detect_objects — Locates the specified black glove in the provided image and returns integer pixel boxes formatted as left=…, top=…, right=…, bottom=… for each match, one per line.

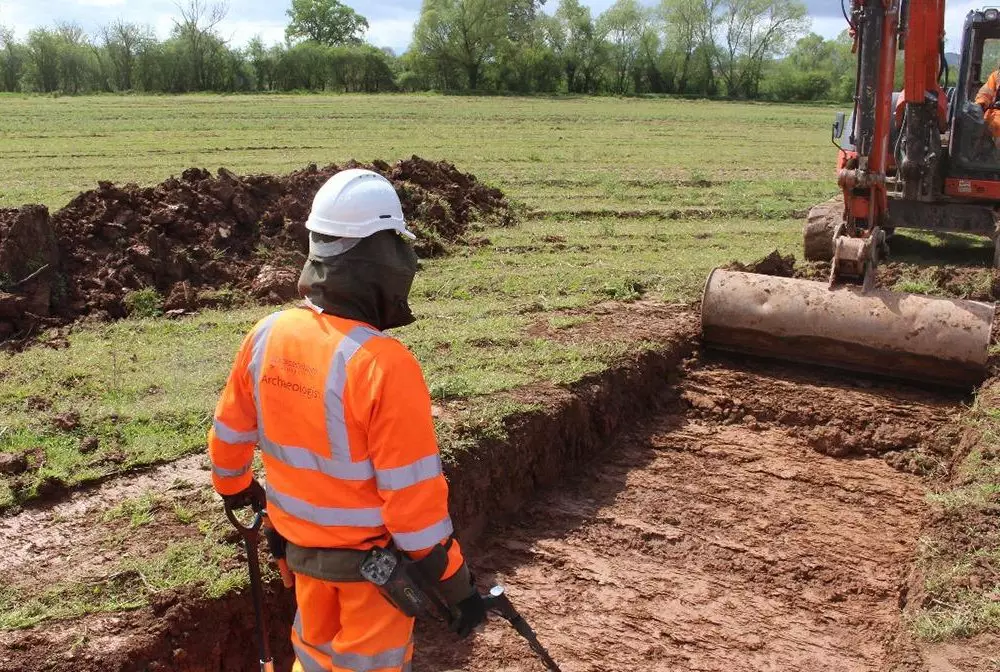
left=222, top=479, right=266, bottom=512
left=262, top=522, right=287, bottom=560
left=451, top=591, right=487, bottom=638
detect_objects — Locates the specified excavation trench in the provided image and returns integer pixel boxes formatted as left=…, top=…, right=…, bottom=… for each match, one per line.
left=0, top=309, right=965, bottom=672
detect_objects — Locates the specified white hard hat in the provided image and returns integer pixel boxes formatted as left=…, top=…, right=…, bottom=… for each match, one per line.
left=306, top=169, right=416, bottom=240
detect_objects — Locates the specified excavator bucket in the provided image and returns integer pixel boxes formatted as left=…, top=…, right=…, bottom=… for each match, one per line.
left=701, top=270, right=996, bottom=389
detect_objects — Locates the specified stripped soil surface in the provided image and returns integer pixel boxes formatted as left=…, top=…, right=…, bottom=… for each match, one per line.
left=417, top=356, right=961, bottom=672
left=0, top=308, right=978, bottom=671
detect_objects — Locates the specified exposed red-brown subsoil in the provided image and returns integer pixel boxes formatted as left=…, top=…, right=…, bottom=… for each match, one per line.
left=416, top=355, right=961, bottom=672
left=1, top=327, right=972, bottom=671
left=0, top=158, right=514, bottom=341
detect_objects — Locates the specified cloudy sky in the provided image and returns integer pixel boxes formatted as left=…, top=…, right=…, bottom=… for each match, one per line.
left=0, top=0, right=990, bottom=53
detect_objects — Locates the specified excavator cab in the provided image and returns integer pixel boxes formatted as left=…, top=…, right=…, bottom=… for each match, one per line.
left=950, top=9, right=1000, bottom=185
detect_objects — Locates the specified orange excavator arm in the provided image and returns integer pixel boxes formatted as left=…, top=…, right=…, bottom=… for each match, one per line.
left=835, top=0, right=948, bottom=288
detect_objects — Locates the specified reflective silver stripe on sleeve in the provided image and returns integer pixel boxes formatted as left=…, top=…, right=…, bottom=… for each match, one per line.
left=325, top=325, right=382, bottom=462
left=292, top=642, right=326, bottom=672
left=267, top=484, right=384, bottom=528
left=248, top=312, right=283, bottom=427
left=375, top=454, right=443, bottom=491
left=391, top=516, right=454, bottom=552
left=310, top=236, right=362, bottom=258
left=259, top=435, right=375, bottom=481
left=212, top=462, right=252, bottom=479
left=330, top=643, right=410, bottom=672
left=212, top=419, right=257, bottom=445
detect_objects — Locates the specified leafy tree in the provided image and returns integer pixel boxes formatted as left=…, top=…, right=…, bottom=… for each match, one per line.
left=598, top=0, right=647, bottom=94
left=101, top=20, right=151, bottom=91
left=716, top=0, right=809, bottom=98
left=553, top=0, right=606, bottom=93
left=633, top=23, right=671, bottom=93
left=413, top=0, right=544, bottom=90
left=0, top=25, right=26, bottom=92
left=24, top=29, right=61, bottom=92
left=413, top=0, right=496, bottom=90
left=497, top=14, right=561, bottom=93
left=172, top=0, right=229, bottom=91
left=285, top=0, right=369, bottom=46
left=247, top=36, right=279, bottom=90
left=660, top=0, right=712, bottom=93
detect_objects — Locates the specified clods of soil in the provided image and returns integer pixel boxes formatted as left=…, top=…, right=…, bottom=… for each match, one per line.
left=0, top=158, right=516, bottom=341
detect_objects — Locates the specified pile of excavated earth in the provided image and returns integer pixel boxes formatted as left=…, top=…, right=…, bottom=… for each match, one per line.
left=0, top=157, right=515, bottom=341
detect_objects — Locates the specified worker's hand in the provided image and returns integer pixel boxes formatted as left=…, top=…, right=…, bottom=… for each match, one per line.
left=451, top=592, right=487, bottom=639
left=222, top=479, right=266, bottom=512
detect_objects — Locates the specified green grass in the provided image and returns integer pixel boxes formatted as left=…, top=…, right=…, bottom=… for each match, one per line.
left=101, top=493, right=160, bottom=527
left=0, top=94, right=836, bottom=213
left=910, top=400, right=1000, bottom=642
left=0, top=212, right=805, bottom=508
left=0, top=490, right=246, bottom=630
left=0, top=95, right=824, bottom=510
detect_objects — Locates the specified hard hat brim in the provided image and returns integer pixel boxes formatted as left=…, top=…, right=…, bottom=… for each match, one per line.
left=306, top=213, right=416, bottom=241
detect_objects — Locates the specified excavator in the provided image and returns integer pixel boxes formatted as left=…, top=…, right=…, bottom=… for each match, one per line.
left=702, top=1, right=1000, bottom=389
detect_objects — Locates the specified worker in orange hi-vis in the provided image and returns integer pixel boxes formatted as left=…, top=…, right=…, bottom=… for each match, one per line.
left=208, top=169, right=486, bottom=672
left=976, top=65, right=1000, bottom=140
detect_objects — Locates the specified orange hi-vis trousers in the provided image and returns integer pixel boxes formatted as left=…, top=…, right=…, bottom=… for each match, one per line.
left=291, top=573, right=414, bottom=672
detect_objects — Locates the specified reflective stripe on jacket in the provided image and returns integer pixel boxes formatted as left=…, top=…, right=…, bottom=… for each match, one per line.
left=208, top=307, right=458, bottom=561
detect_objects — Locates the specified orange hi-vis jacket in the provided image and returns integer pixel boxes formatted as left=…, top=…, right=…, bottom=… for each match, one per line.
left=209, top=307, right=463, bottom=568
left=976, top=70, right=1000, bottom=138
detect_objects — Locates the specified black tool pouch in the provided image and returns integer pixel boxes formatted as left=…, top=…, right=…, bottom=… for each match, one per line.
left=359, top=546, right=451, bottom=619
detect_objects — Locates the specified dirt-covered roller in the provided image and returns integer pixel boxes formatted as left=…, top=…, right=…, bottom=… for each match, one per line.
left=701, top=270, right=995, bottom=388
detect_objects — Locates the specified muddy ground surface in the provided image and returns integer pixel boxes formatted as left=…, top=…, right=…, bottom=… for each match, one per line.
left=416, top=356, right=962, bottom=672
left=0, top=307, right=983, bottom=671
left=0, top=158, right=514, bottom=341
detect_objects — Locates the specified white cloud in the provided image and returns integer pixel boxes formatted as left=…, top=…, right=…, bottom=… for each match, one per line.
left=811, top=16, right=846, bottom=40
left=366, top=15, right=417, bottom=52
left=223, top=19, right=286, bottom=47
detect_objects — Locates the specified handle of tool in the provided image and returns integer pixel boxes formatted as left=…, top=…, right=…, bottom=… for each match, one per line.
left=485, top=592, right=562, bottom=672
left=245, top=534, right=274, bottom=670
left=225, top=502, right=274, bottom=670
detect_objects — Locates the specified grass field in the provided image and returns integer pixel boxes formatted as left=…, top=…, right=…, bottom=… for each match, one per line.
left=2, top=94, right=995, bottom=651
left=0, top=94, right=837, bottom=510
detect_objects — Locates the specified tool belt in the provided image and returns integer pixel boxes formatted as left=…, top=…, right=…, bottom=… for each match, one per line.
left=285, top=539, right=471, bottom=621
left=285, top=542, right=369, bottom=583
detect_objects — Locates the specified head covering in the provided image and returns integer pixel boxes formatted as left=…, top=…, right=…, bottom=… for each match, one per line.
left=298, top=230, right=418, bottom=331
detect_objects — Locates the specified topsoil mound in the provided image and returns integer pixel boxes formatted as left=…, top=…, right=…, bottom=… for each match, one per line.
left=726, top=249, right=796, bottom=277
left=0, top=157, right=515, bottom=341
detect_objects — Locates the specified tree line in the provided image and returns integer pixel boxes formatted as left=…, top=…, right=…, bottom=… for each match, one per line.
left=0, top=0, right=857, bottom=102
